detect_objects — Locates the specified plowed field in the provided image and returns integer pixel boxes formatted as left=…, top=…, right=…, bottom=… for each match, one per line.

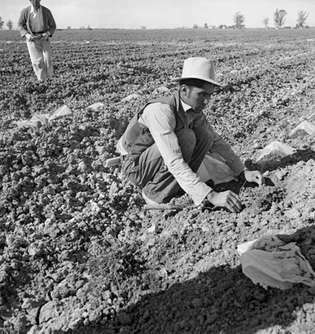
left=0, top=28, right=315, bottom=334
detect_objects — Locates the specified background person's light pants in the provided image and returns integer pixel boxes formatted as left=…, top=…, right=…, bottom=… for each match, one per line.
left=26, top=38, right=53, bottom=81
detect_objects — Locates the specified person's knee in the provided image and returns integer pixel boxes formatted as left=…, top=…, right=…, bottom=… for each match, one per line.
left=177, top=128, right=196, bottom=161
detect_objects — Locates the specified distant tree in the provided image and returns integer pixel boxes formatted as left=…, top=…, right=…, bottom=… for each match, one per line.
left=296, top=10, right=309, bottom=28
left=0, top=17, right=4, bottom=30
left=234, top=12, right=245, bottom=29
left=274, top=9, right=287, bottom=28
left=263, top=17, right=269, bottom=28
left=67, top=26, right=71, bottom=30
left=141, top=26, right=146, bottom=30
left=193, top=24, right=198, bottom=29
left=204, top=23, right=208, bottom=29
left=6, top=20, right=13, bottom=30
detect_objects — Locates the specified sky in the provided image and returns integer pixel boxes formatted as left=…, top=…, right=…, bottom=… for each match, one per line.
left=1, top=0, right=315, bottom=29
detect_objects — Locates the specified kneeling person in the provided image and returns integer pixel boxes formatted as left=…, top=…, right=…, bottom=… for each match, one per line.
left=117, top=57, right=262, bottom=212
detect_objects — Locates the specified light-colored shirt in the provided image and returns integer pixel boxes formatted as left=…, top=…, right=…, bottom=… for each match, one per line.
left=29, top=5, right=44, bottom=33
left=117, top=100, right=244, bottom=205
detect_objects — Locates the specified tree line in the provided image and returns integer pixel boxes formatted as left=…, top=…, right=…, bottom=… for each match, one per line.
left=263, top=9, right=308, bottom=29
left=0, top=9, right=311, bottom=31
left=0, top=17, right=13, bottom=30
left=196, top=9, right=309, bottom=30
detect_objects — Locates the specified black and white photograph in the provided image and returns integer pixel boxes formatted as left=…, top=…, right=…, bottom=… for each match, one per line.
left=0, top=0, right=315, bottom=333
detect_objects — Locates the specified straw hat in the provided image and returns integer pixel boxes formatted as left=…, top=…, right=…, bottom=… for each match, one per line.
left=175, top=57, right=222, bottom=87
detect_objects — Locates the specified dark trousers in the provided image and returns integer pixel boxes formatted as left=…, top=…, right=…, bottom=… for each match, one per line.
left=123, top=128, right=211, bottom=203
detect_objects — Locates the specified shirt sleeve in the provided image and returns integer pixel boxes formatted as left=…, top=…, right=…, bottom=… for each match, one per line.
left=194, top=113, right=244, bottom=175
left=18, top=9, right=28, bottom=37
left=140, top=103, right=212, bottom=205
left=47, top=8, right=56, bottom=36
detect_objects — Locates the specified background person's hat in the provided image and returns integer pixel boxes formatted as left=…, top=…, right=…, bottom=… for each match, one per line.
left=174, top=57, right=222, bottom=87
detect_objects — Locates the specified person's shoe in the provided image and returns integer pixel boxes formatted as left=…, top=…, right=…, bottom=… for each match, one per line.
left=142, top=191, right=178, bottom=210
left=142, top=191, right=195, bottom=211
left=142, top=191, right=161, bottom=206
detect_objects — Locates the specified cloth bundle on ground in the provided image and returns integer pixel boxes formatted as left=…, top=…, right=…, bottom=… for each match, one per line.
left=237, top=235, right=315, bottom=290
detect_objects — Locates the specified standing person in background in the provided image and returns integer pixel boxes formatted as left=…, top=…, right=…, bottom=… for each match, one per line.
left=18, top=0, right=56, bottom=81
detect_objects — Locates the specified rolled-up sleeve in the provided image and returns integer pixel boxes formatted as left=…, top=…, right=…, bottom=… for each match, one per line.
left=140, top=103, right=212, bottom=205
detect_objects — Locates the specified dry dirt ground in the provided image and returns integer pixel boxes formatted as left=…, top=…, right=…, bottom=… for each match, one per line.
left=0, top=29, right=315, bottom=334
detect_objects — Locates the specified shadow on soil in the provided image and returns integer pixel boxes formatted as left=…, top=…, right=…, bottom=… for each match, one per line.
left=73, top=225, right=315, bottom=334
left=246, top=148, right=315, bottom=173
left=207, top=175, right=274, bottom=197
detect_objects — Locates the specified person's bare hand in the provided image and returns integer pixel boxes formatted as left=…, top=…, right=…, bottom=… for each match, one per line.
left=244, top=170, right=263, bottom=186
left=25, top=33, right=34, bottom=41
left=41, top=32, right=50, bottom=40
left=206, top=190, right=243, bottom=213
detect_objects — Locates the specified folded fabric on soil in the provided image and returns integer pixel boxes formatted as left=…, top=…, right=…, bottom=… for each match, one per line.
left=238, top=235, right=315, bottom=290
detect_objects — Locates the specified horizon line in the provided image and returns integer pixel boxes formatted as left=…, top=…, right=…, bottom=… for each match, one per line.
left=1, top=26, right=315, bottom=31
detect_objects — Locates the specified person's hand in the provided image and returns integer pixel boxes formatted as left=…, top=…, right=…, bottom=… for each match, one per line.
left=25, top=33, right=33, bottom=41
left=41, top=32, right=50, bottom=40
left=206, top=190, right=243, bottom=213
left=244, top=170, right=263, bottom=186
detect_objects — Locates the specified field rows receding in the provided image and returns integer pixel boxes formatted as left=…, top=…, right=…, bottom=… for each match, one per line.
left=0, top=29, right=315, bottom=334
left=1, top=38, right=313, bottom=135
left=1, top=41, right=313, bottom=92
